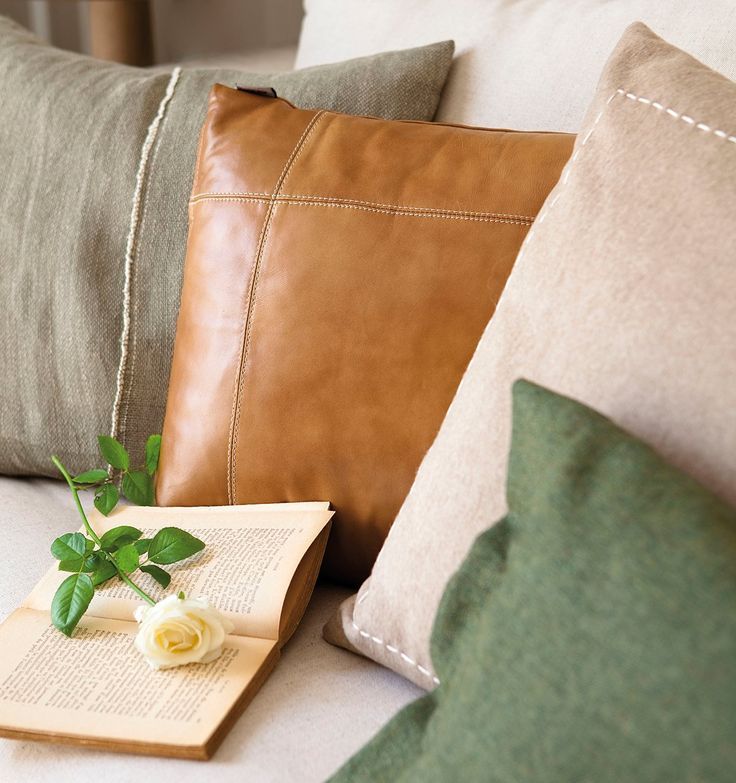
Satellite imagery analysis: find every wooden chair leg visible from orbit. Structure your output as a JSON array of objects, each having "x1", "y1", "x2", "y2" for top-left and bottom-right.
[{"x1": 88, "y1": 0, "x2": 153, "y2": 66}]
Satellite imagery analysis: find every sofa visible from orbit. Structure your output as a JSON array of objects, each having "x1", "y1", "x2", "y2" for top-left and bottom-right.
[{"x1": 2, "y1": 2, "x2": 735, "y2": 780}]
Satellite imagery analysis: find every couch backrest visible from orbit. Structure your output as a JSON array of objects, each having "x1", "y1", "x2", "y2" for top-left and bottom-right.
[{"x1": 296, "y1": 0, "x2": 736, "y2": 132}]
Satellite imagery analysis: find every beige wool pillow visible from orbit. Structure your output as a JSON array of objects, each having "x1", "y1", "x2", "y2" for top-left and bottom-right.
[{"x1": 324, "y1": 22, "x2": 736, "y2": 688}]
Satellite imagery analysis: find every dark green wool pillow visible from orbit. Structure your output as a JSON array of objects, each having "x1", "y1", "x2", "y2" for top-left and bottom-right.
[
  {"x1": 331, "y1": 380, "x2": 736, "y2": 782},
  {"x1": 0, "y1": 15, "x2": 453, "y2": 476}
]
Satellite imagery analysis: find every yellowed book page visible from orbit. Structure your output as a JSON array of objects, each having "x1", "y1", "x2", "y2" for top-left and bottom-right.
[
  {"x1": 0, "y1": 608, "x2": 276, "y2": 750},
  {"x1": 24, "y1": 503, "x2": 334, "y2": 641}
]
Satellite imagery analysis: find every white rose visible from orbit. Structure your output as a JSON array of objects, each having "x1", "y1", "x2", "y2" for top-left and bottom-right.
[{"x1": 134, "y1": 594, "x2": 234, "y2": 670}]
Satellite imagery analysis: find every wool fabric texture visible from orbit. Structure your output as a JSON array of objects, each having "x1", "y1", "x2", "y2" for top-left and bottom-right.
[{"x1": 330, "y1": 380, "x2": 736, "y2": 782}]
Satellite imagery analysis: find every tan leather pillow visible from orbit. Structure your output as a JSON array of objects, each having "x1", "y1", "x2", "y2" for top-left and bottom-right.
[{"x1": 157, "y1": 85, "x2": 573, "y2": 584}]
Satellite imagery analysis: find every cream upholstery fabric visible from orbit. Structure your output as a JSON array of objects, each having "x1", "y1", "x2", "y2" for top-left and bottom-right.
[
  {"x1": 0, "y1": 476, "x2": 421, "y2": 780},
  {"x1": 178, "y1": 45, "x2": 297, "y2": 73},
  {"x1": 297, "y1": 0, "x2": 736, "y2": 132},
  {"x1": 324, "y1": 23, "x2": 736, "y2": 688}
]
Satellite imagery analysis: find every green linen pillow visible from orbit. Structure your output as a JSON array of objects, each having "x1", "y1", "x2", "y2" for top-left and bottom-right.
[
  {"x1": 331, "y1": 379, "x2": 736, "y2": 782},
  {"x1": 0, "y1": 16, "x2": 453, "y2": 475}
]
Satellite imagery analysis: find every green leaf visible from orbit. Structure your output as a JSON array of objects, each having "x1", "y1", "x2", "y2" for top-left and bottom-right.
[
  {"x1": 58, "y1": 549, "x2": 101, "y2": 573},
  {"x1": 84, "y1": 537, "x2": 96, "y2": 553},
  {"x1": 99, "y1": 525, "x2": 142, "y2": 551},
  {"x1": 134, "y1": 538, "x2": 151, "y2": 555},
  {"x1": 58, "y1": 558, "x2": 84, "y2": 573},
  {"x1": 115, "y1": 543, "x2": 140, "y2": 574},
  {"x1": 94, "y1": 483, "x2": 119, "y2": 516},
  {"x1": 97, "y1": 435, "x2": 129, "y2": 471},
  {"x1": 122, "y1": 470, "x2": 154, "y2": 506},
  {"x1": 73, "y1": 469, "x2": 109, "y2": 485},
  {"x1": 91, "y1": 559, "x2": 118, "y2": 586},
  {"x1": 51, "y1": 573, "x2": 94, "y2": 637},
  {"x1": 148, "y1": 527, "x2": 205, "y2": 565},
  {"x1": 145, "y1": 434, "x2": 162, "y2": 476},
  {"x1": 140, "y1": 564, "x2": 171, "y2": 588},
  {"x1": 85, "y1": 551, "x2": 103, "y2": 568},
  {"x1": 51, "y1": 532, "x2": 86, "y2": 561}
]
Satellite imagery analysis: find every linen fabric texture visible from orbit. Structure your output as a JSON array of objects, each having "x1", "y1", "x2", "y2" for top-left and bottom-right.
[
  {"x1": 325, "y1": 24, "x2": 736, "y2": 686},
  {"x1": 155, "y1": 86, "x2": 573, "y2": 585},
  {"x1": 297, "y1": 0, "x2": 736, "y2": 132},
  {"x1": 0, "y1": 15, "x2": 453, "y2": 476},
  {"x1": 330, "y1": 381, "x2": 736, "y2": 783}
]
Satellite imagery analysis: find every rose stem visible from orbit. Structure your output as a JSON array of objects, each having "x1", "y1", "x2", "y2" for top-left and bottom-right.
[{"x1": 51, "y1": 455, "x2": 156, "y2": 606}]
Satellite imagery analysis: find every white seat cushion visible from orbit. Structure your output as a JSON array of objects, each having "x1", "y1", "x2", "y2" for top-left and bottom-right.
[
  {"x1": 0, "y1": 476, "x2": 421, "y2": 780},
  {"x1": 296, "y1": 0, "x2": 736, "y2": 132}
]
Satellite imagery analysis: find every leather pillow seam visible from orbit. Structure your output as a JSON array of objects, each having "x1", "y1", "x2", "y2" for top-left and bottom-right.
[
  {"x1": 227, "y1": 110, "x2": 327, "y2": 503},
  {"x1": 190, "y1": 192, "x2": 535, "y2": 224}
]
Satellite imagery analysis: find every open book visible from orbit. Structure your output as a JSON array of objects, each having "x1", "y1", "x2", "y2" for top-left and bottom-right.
[{"x1": 0, "y1": 502, "x2": 333, "y2": 759}]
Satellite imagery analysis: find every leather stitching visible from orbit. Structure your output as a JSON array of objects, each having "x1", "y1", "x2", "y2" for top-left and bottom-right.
[
  {"x1": 227, "y1": 110, "x2": 326, "y2": 503},
  {"x1": 190, "y1": 192, "x2": 534, "y2": 224},
  {"x1": 191, "y1": 190, "x2": 271, "y2": 200},
  {"x1": 191, "y1": 195, "x2": 533, "y2": 225}
]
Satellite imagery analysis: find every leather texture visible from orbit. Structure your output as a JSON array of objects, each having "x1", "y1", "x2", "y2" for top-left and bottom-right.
[{"x1": 157, "y1": 85, "x2": 573, "y2": 585}]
